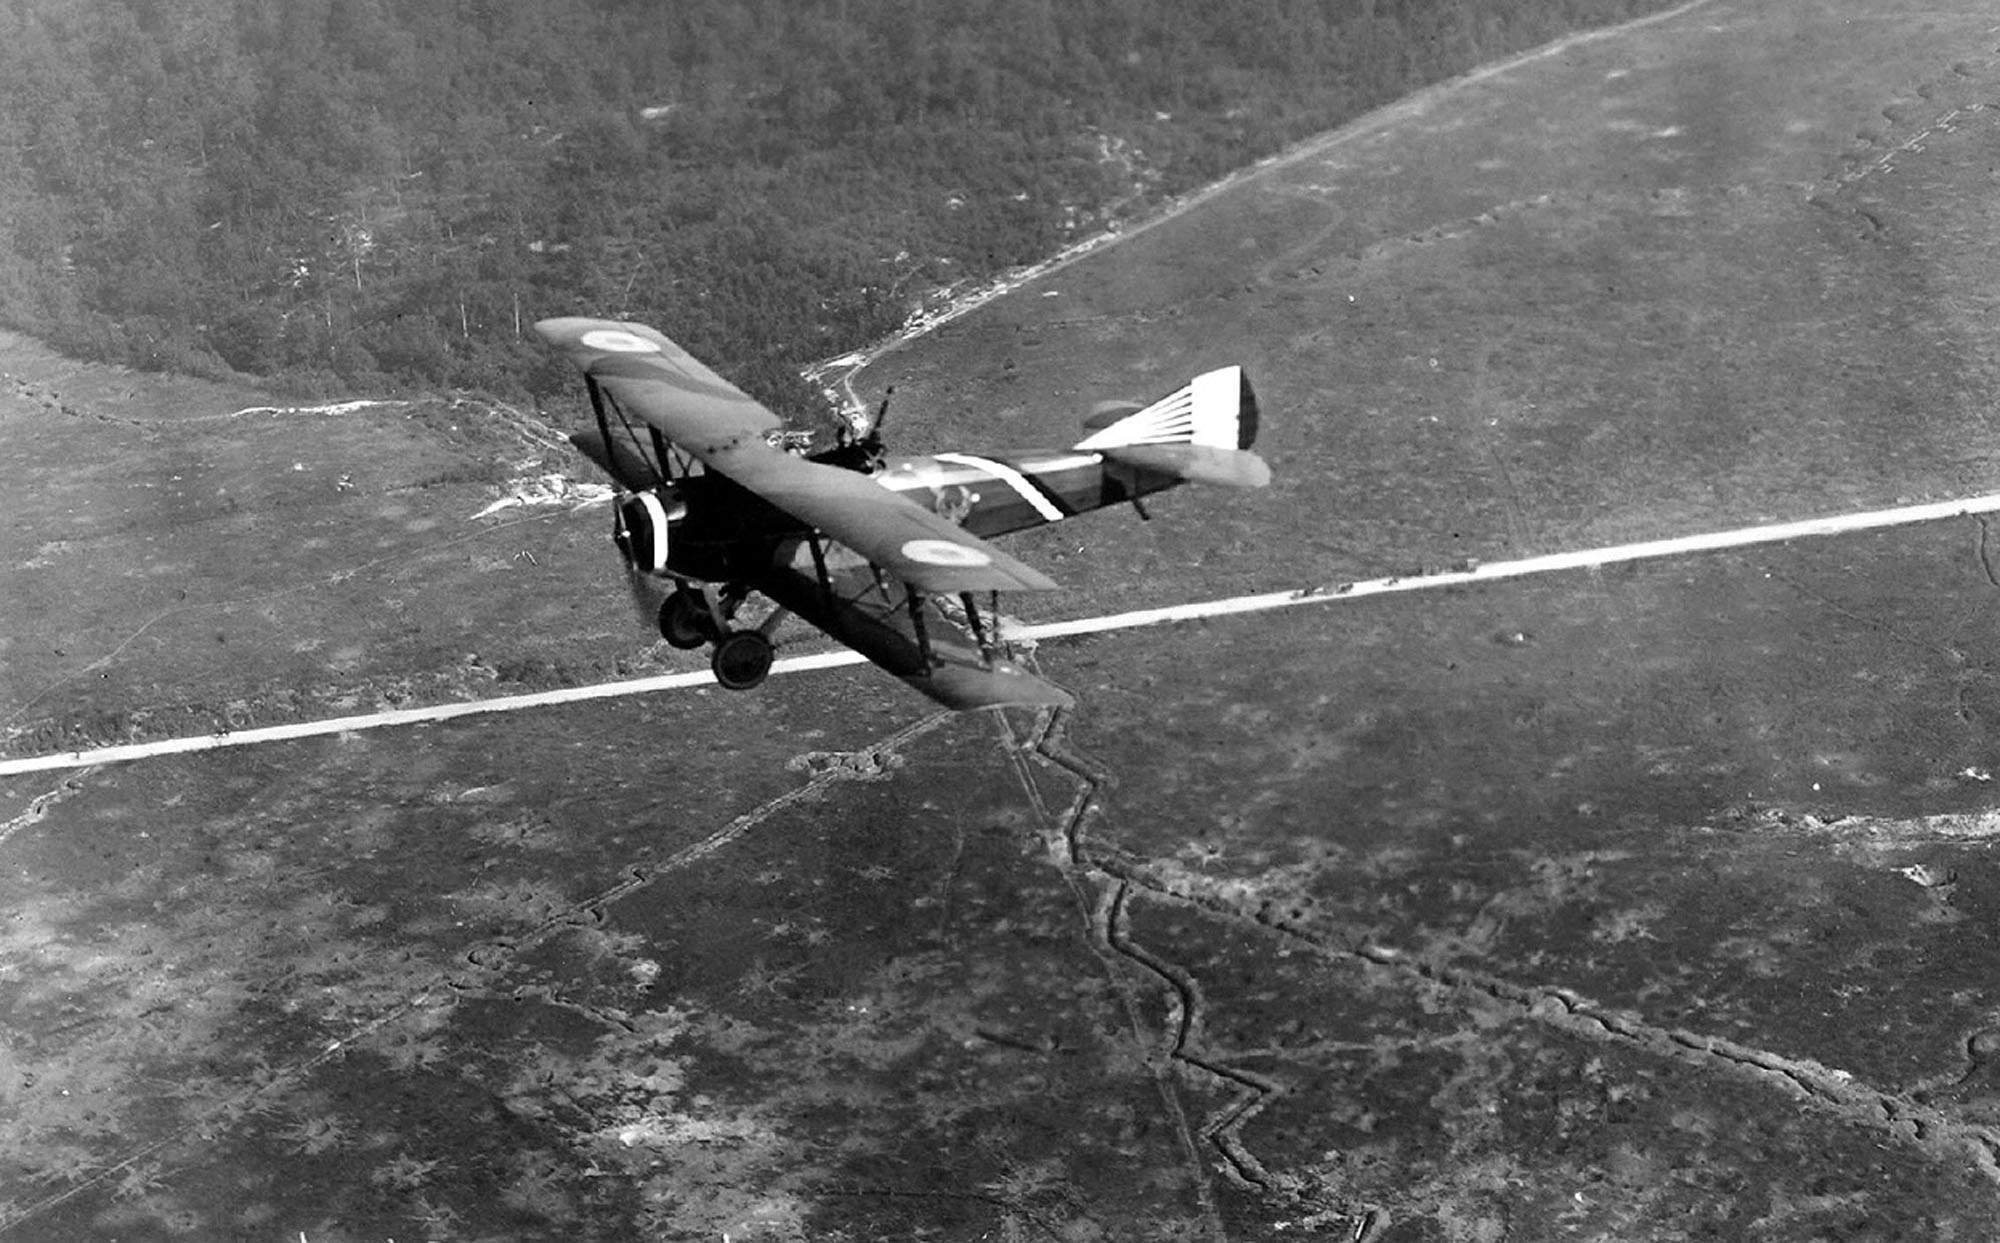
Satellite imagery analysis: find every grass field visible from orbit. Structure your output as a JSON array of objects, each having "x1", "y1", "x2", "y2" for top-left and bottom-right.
[{"x1": 6, "y1": 0, "x2": 2000, "y2": 1238}]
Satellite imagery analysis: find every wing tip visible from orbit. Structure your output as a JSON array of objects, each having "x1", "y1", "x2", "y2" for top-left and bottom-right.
[
  {"x1": 534, "y1": 316, "x2": 673, "y2": 358},
  {"x1": 533, "y1": 314, "x2": 615, "y2": 344}
]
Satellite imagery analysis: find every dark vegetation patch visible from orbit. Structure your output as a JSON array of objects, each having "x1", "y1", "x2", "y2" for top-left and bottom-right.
[{"x1": 0, "y1": 0, "x2": 1677, "y2": 422}]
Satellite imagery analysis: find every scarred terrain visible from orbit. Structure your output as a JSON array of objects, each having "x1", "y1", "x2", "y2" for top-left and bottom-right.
[{"x1": 6, "y1": 0, "x2": 2000, "y2": 1238}]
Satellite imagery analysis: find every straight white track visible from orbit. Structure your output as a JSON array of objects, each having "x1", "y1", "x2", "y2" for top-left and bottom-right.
[{"x1": 6, "y1": 491, "x2": 1999, "y2": 778}]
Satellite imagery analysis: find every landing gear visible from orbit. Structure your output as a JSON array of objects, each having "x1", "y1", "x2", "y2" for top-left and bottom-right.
[
  {"x1": 658, "y1": 589, "x2": 717, "y2": 650},
  {"x1": 662, "y1": 582, "x2": 782, "y2": 690},
  {"x1": 711, "y1": 630, "x2": 775, "y2": 691}
]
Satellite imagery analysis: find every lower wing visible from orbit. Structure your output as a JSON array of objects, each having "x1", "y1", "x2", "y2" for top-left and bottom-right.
[{"x1": 753, "y1": 547, "x2": 1072, "y2": 711}]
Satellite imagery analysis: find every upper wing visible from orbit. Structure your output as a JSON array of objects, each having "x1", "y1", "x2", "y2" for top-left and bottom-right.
[
  {"x1": 538, "y1": 316, "x2": 1057, "y2": 594},
  {"x1": 536, "y1": 316, "x2": 782, "y2": 451},
  {"x1": 722, "y1": 453, "x2": 1057, "y2": 592}
]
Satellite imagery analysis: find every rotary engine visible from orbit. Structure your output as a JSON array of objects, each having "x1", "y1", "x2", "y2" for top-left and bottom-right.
[{"x1": 612, "y1": 489, "x2": 685, "y2": 575}]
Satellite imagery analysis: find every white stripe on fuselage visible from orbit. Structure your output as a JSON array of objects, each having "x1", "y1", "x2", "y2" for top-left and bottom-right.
[
  {"x1": 880, "y1": 452, "x2": 1101, "y2": 515},
  {"x1": 932, "y1": 453, "x2": 1067, "y2": 521},
  {"x1": 877, "y1": 463, "x2": 998, "y2": 493}
]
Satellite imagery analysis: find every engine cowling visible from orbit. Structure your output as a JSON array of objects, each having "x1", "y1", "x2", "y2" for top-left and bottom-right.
[{"x1": 613, "y1": 491, "x2": 681, "y2": 575}]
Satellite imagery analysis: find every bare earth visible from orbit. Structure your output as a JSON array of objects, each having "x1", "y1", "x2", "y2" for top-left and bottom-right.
[{"x1": 6, "y1": 0, "x2": 2000, "y2": 1238}]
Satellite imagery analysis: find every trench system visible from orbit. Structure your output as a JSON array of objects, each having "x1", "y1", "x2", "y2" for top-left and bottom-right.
[
  {"x1": 15, "y1": 415, "x2": 2000, "y2": 1231},
  {"x1": 10, "y1": 529, "x2": 2000, "y2": 1238},
  {"x1": 948, "y1": 59, "x2": 2000, "y2": 1241},
  {"x1": 1003, "y1": 694, "x2": 2000, "y2": 1242},
  {"x1": 11, "y1": 556, "x2": 1997, "y2": 1212},
  {"x1": 10, "y1": 302, "x2": 1997, "y2": 1230}
]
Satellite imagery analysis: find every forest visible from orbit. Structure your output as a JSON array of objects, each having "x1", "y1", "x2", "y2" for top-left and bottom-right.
[{"x1": 0, "y1": 0, "x2": 1676, "y2": 423}]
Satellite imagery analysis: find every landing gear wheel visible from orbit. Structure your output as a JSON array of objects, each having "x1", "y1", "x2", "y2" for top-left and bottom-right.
[
  {"x1": 659, "y1": 590, "x2": 716, "y2": 650},
  {"x1": 711, "y1": 630, "x2": 775, "y2": 691}
]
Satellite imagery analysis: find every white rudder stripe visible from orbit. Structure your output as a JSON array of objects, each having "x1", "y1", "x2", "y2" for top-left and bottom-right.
[{"x1": 1074, "y1": 366, "x2": 1245, "y2": 451}]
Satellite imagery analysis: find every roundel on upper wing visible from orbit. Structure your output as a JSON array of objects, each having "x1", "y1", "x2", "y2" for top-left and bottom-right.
[
  {"x1": 900, "y1": 538, "x2": 992, "y2": 567},
  {"x1": 580, "y1": 328, "x2": 659, "y2": 354}
]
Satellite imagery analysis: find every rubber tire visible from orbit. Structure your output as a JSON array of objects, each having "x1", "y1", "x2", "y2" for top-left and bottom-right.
[
  {"x1": 711, "y1": 630, "x2": 776, "y2": 691},
  {"x1": 659, "y1": 590, "x2": 715, "y2": 650}
]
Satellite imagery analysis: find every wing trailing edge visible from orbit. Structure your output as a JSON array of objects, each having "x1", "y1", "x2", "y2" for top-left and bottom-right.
[{"x1": 1098, "y1": 442, "x2": 1271, "y2": 488}]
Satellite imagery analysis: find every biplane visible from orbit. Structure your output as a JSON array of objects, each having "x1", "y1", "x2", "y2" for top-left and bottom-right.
[{"x1": 537, "y1": 317, "x2": 1270, "y2": 710}]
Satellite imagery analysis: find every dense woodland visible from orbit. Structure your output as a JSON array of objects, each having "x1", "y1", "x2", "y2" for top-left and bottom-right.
[{"x1": 0, "y1": 0, "x2": 1673, "y2": 421}]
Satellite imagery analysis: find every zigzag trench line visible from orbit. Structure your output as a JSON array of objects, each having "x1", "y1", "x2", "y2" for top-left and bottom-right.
[
  {"x1": 1011, "y1": 702, "x2": 2000, "y2": 1238},
  {"x1": 1008, "y1": 704, "x2": 1379, "y2": 1240}
]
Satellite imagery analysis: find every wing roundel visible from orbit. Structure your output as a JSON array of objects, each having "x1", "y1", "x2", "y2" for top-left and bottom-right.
[
  {"x1": 535, "y1": 316, "x2": 782, "y2": 455},
  {"x1": 728, "y1": 455, "x2": 1059, "y2": 593}
]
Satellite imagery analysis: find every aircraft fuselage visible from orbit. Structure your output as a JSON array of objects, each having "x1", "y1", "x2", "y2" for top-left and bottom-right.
[
  {"x1": 875, "y1": 450, "x2": 1179, "y2": 541},
  {"x1": 588, "y1": 434, "x2": 1184, "y2": 589}
]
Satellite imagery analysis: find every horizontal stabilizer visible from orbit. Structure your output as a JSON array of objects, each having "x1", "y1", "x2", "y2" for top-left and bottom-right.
[{"x1": 1100, "y1": 443, "x2": 1271, "y2": 489}]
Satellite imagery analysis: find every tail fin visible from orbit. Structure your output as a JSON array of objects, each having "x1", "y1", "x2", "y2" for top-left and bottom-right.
[{"x1": 1075, "y1": 366, "x2": 1269, "y2": 488}]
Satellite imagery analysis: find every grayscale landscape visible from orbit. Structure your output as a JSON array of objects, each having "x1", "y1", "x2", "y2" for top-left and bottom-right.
[{"x1": 6, "y1": 0, "x2": 2000, "y2": 1237}]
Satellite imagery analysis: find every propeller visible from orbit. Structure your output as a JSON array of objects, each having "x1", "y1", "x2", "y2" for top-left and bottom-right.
[
  {"x1": 612, "y1": 495, "x2": 671, "y2": 626},
  {"x1": 623, "y1": 560, "x2": 664, "y2": 628}
]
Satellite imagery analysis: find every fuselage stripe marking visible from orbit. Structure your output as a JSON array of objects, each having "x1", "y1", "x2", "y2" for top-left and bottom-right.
[
  {"x1": 985, "y1": 451, "x2": 1082, "y2": 518},
  {"x1": 933, "y1": 453, "x2": 1066, "y2": 522}
]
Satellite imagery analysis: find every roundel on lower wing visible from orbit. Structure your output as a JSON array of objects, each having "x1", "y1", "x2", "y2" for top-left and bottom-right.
[
  {"x1": 579, "y1": 328, "x2": 659, "y2": 353},
  {"x1": 900, "y1": 538, "x2": 993, "y2": 567}
]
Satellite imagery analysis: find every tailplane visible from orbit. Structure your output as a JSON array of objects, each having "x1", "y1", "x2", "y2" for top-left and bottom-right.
[{"x1": 1075, "y1": 366, "x2": 1268, "y2": 488}]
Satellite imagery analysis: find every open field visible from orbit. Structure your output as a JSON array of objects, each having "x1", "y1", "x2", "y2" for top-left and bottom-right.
[{"x1": 7, "y1": 0, "x2": 2000, "y2": 1238}]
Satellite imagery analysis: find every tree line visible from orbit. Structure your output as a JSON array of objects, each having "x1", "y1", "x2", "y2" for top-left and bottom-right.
[{"x1": 0, "y1": 0, "x2": 1675, "y2": 423}]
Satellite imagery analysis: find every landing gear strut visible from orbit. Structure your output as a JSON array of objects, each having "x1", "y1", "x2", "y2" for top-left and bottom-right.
[{"x1": 662, "y1": 582, "x2": 781, "y2": 691}]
